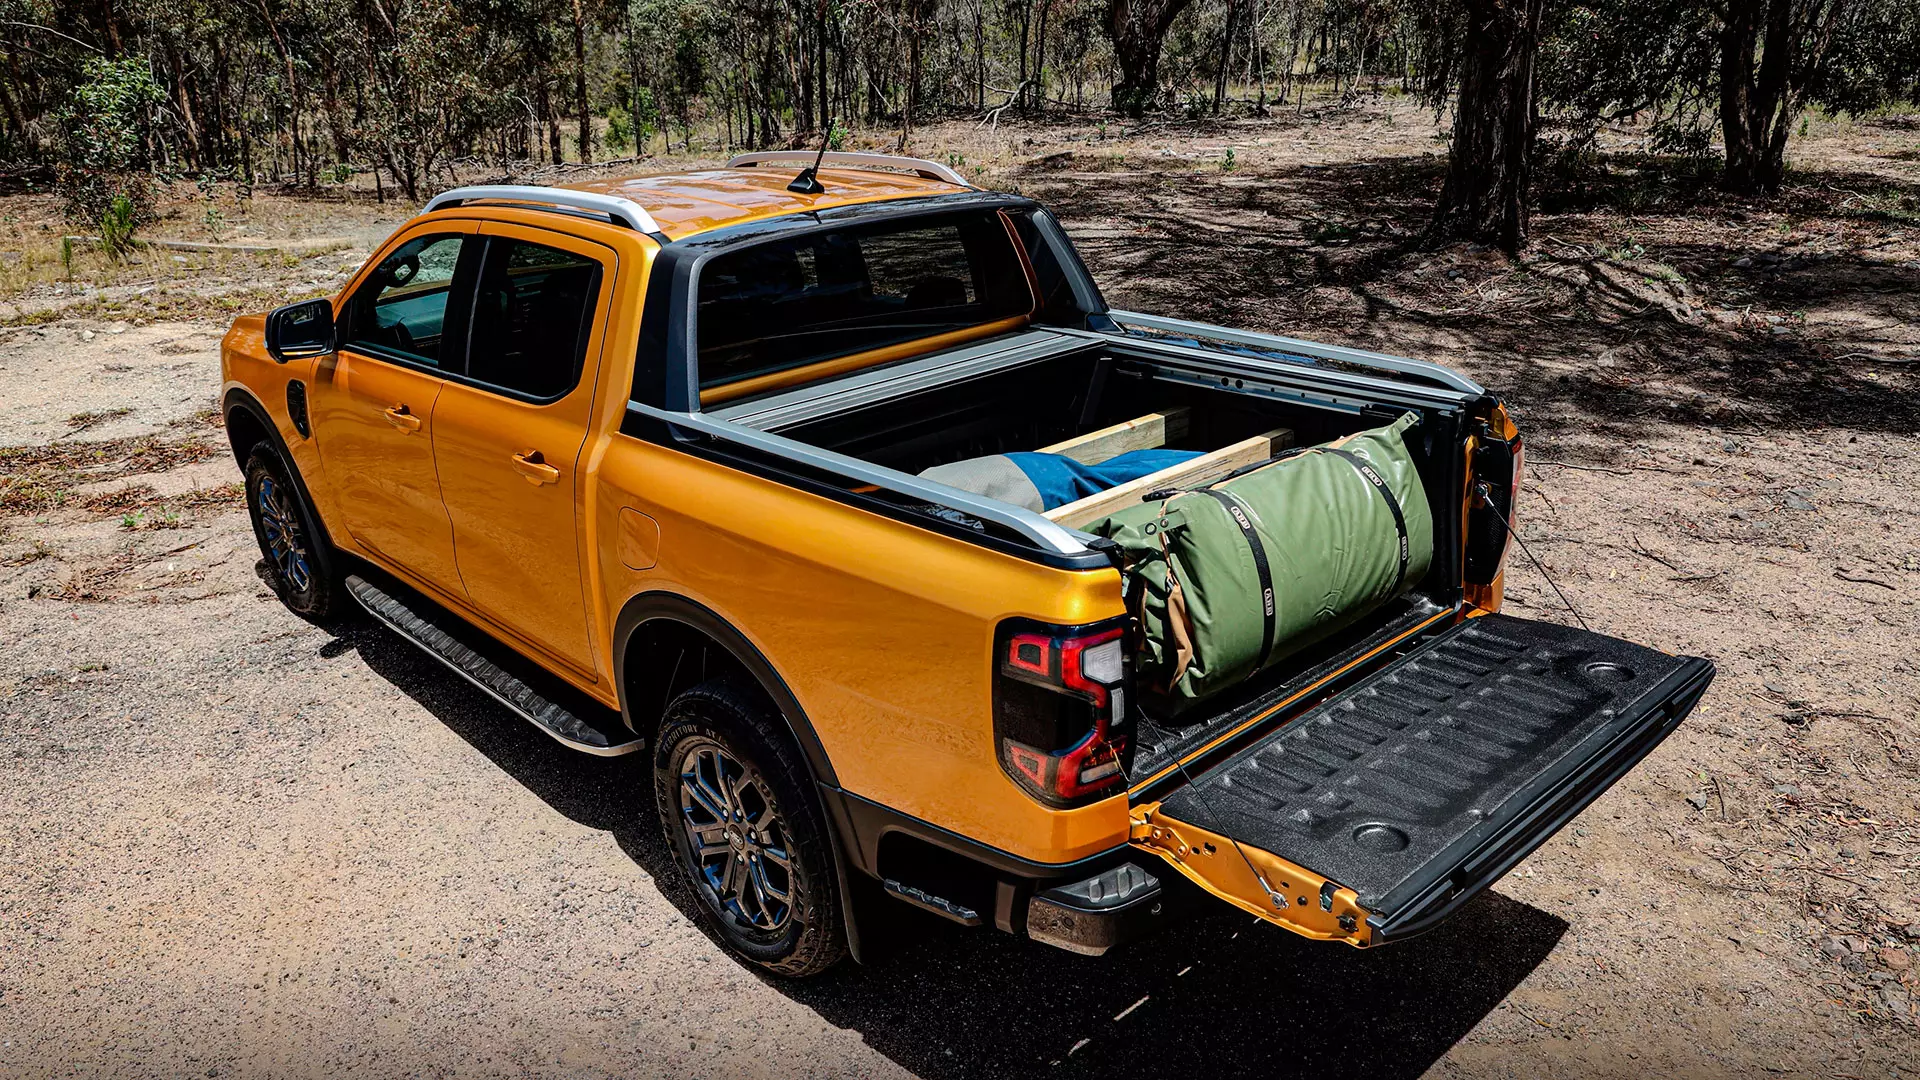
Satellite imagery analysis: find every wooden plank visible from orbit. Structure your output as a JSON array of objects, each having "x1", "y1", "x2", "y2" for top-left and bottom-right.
[
  {"x1": 1037, "y1": 408, "x2": 1191, "y2": 465},
  {"x1": 1045, "y1": 427, "x2": 1295, "y2": 530}
]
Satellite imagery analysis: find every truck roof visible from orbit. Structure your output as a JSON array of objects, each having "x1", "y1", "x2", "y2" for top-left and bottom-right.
[{"x1": 559, "y1": 167, "x2": 967, "y2": 242}]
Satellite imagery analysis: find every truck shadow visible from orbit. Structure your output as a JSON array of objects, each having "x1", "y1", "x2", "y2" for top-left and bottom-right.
[{"x1": 346, "y1": 623, "x2": 1567, "y2": 1080}]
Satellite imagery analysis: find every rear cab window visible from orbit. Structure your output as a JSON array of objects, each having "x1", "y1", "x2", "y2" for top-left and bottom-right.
[{"x1": 695, "y1": 210, "x2": 1035, "y2": 398}]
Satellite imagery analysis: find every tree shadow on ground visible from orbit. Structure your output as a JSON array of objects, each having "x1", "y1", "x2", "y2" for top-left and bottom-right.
[
  {"x1": 341, "y1": 622, "x2": 1569, "y2": 1080},
  {"x1": 1018, "y1": 153, "x2": 1920, "y2": 442}
]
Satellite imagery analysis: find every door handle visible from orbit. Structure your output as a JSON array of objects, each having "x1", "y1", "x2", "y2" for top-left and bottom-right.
[
  {"x1": 512, "y1": 450, "x2": 561, "y2": 486},
  {"x1": 383, "y1": 404, "x2": 422, "y2": 433}
]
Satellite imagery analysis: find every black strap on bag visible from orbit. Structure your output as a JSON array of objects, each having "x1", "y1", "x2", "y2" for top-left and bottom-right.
[
  {"x1": 1323, "y1": 448, "x2": 1412, "y2": 595},
  {"x1": 1195, "y1": 490, "x2": 1278, "y2": 670}
]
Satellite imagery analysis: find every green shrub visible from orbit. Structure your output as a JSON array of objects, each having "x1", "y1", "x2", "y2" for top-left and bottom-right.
[
  {"x1": 56, "y1": 58, "x2": 164, "y2": 229},
  {"x1": 100, "y1": 195, "x2": 141, "y2": 261}
]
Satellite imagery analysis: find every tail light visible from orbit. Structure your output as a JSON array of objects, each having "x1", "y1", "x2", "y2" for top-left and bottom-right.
[
  {"x1": 1464, "y1": 401, "x2": 1524, "y2": 604},
  {"x1": 993, "y1": 618, "x2": 1130, "y2": 808}
]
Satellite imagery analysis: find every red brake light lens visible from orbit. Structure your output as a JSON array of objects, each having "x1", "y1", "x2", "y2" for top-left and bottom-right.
[{"x1": 993, "y1": 619, "x2": 1129, "y2": 808}]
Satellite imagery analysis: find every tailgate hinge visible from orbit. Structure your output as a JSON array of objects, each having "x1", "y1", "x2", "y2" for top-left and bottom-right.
[{"x1": 1130, "y1": 805, "x2": 1373, "y2": 945}]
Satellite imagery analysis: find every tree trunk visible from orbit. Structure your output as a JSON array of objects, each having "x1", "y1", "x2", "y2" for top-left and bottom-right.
[
  {"x1": 1426, "y1": 0, "x2": 1543, "y2": 254},
  {"x1": 817, "y1": 0, "x2": 830, "y2": 137},
  {"x1": 1106, "y1": 0, "x2": 1195, "y2": 117},
  {"x1": 162, "y1": 38, "x2": 202, "y2": 170},
  {"x1": 1032, "y1": 0, "x2": 1053, "y2": 112},
  {"x1": 1213, "y1": 0, "x2": 1241, "y2": 114},
  {"x1": 539, "y1": 78, "x2": 562, "y2": 163},
  {"x1": 1016, "y1": 0, "x2": 1033, "y2": 110},
  {"x1": 974, "y1": 0, "x2": 985, "y2": 110},
  {"x1": 1718, "y1": 0, "x2": 1842, "y2": 195},
  {"x1": 906, "y1": 0, "x2": 926, "y2": 128},
  {"x1": 570, "y1": 0, "x2": 592, "y2": 164}
]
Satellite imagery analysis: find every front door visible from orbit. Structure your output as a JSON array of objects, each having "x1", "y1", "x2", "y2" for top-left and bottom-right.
[
  {"x1": 430, "y1": 223, "x2": 612, "y2": 673},
  {"x1": 311, "y1": 225, "x2": 480, "y2": 593}
]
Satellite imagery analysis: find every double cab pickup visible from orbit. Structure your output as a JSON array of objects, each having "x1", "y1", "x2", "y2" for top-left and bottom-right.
[{"x1": 222, "y1": 151, "x2": 1714, "y2": 976}]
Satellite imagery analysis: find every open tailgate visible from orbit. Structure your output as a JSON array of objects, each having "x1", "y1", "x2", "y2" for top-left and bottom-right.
[{"x1": 1129, "y1": 613, "x2": 1715, "y2": 946}]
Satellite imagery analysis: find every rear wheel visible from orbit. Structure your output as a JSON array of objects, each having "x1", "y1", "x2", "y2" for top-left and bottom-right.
[
  {"x1": 244, "y1": 444, "x2": 343, "y2": 622},
  {"x1": 654, "y1": 680, "x2": 845, "y2": 977}
]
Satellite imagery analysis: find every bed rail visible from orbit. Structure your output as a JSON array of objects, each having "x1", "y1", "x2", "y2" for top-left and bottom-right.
[{"x1": 1106, "y1": 310, "x2": 1485, "y2": 396}]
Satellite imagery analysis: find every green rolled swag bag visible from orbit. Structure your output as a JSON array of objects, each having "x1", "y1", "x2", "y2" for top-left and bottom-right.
[{"x1": 1090, "y1": 412, "x2": 1434, "y2": 705}]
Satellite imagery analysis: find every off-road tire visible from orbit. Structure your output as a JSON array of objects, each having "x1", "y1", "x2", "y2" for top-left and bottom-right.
[
  {"x1": 244, "y1": 443, "x2": 344, "y2": 622},
  {"x1": 654, "y1": 679, "x2": 846, "y2": 977}
]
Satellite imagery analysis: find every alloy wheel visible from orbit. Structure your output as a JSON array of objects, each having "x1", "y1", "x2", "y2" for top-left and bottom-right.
[
  {"x1": 676, "y1": 741, "x2": 796, "y2": 933},
  {"x1": 256, "y1": 475, "x2": 313, "y2": 594}
]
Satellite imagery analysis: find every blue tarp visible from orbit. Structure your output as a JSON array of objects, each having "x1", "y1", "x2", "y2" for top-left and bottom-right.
[{"x1": 1006, "y1": 449, "x2": 1204, "y2": 510}]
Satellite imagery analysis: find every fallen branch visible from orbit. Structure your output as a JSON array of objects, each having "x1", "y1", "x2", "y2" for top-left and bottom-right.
[
  {"x1": 1834, "y1": 570, "x2": 1896, "y2": 590},
  {"x1": 1630, "y1": 534, "x2": 1682, "y2": 572},
  {"x1": 1530, "y1": 458, "x2": 1631, "y2": 476}
]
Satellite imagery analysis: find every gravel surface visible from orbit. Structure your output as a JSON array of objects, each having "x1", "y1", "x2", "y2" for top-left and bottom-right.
[{"x1": 5, "y1": 107, "x2": 1920, "y2": 1078}]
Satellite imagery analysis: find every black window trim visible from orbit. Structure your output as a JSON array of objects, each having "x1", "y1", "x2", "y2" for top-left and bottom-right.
[{"x1": 339, "y1": 228, "x2": 616, "y2": 407}]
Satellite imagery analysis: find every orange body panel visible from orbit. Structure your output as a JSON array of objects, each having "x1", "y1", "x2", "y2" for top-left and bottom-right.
[
  {"x1": 221, "y1": 314, "x2": 331, "y2": 523},
  {"x1": 427, "y1": 222, "x2": 621, "y2": 678},
  {"x1": 589, "y1": 438, "x2": 1133, "y2": 862},
  {"x1": 564, "y1": 167, "x2": 965, "y2": 240},
  {"x1": 310, "y1": 352, "x2": 459, "y2": 588}
]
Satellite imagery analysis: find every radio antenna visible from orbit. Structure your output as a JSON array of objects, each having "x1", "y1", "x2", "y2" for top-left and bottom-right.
[{"x1": 787, "y1": 118, "x2": 833, "y2": 195}]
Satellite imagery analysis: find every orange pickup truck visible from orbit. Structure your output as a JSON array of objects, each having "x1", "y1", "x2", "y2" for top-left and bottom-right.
[{"x1": 222, "y1": 152, "x2": 1713, "y2": 977}]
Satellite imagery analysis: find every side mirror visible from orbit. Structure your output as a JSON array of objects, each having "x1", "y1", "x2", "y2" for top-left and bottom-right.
[{"x1": 265, "y1": 297, "x2": 335, "y2": 364}]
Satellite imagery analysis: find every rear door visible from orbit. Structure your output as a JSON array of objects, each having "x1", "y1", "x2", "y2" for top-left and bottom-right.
[
  {"x1": 429, "y1": 223, "x2": 612, "y2": 675},
  {"x1": 1128, "y1": 613, "x2": 1714, "y2": 945}
]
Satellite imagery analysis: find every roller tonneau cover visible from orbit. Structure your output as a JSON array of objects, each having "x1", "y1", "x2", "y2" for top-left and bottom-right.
[{"x1": 1141, "y1": 613, "x2": 1715, "y2": 944}]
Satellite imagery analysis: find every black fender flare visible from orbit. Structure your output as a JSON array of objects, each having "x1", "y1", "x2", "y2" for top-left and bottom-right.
[
  {"x1": 611, "y1": 590, "x2": 838, "y2": 788},
  {"x1": 223, "y1": 385, "x2": 336, "y2": 551},
  {"x1": 613, "y1": 590, "x2": 876, "y2": 960}
]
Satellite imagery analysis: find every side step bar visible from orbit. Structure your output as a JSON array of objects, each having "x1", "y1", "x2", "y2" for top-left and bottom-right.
[{"x1": 345, "y1": 574, "x2": 642, "y2": 757}]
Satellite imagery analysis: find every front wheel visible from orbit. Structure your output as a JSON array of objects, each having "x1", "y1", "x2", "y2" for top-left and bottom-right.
[
  {"x1": 654, "y1": 680, "x2": 845, "y2": 977},
  {"x1": 244, "y1": 443, "x2": 343, "y2": 622}
]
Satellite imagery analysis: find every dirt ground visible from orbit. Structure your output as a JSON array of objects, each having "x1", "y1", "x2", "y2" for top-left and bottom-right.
[{"x1": 3, "y1": 99, "x2": 1919, "y2": 1078}]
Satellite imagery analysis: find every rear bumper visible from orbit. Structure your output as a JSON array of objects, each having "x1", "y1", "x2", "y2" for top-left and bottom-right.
[{"x1": 1025, "y1": 862, "x2": 1169, "y2": 956}]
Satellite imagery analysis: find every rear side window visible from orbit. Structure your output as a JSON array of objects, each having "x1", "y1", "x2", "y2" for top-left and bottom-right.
[
  {"x1": 695, "y1": 211, "x2": 1033, "y2": 392},
  {"x1": 465, "y1": 237, "x2": 603, "y2": 400},
  {"x1": 342, "y1": 233, "x2": 468, "y2": 367}
]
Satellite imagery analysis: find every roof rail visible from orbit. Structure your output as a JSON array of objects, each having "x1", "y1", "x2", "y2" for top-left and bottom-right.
[
  {"x1": 725, "y1": 151, "x2": 970, "y2": 188},
  {"x1": 423, "y1": 185, "x2": 665, "y2": 238}
]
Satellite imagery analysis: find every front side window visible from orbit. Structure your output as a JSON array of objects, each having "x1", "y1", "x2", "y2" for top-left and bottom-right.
[
  {"x1": 695, "y1": 211, "x2": 1033, "y2": 392},
  {"x1": 341, "y1": 233, "x2": 468, "y2": 366},
  {"x1": 464, "y1": 238, "x2": 603, "y2": 400}
]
